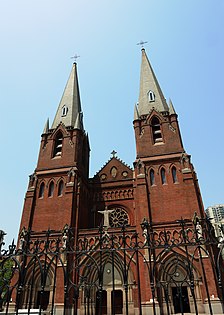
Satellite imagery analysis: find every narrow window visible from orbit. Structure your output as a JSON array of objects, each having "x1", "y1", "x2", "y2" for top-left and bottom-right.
[
  {"x1": 48, "y1": 181, "x2": 54, "y2": 197},
  {"x1": 151, "y1": 117, "x2": 163, "y2": 143},
  {"x1": 61, "y1": 105, "x2": 68, "y2": 117},
  {"x1": 172, "y1": 166, "x2": 178, "y2": 183},
  {"x1": 39, "y1": 182, "x2": 45, "y2": 198},
  {"x1": 161, "y1": 168, "x2": 166, "y2": 185},
  {"x1": 53, "y1": 132, "x2": 63, "y2": 157},
  {"x1": 150, "y1": 169, "x2": 155, "y2": 186},
  {"x1": 148, "y1": 90, "x2": 155, "y2": 102},
  {"x1": 58, "y1": 180, "x2": 64, "y2": 196}
]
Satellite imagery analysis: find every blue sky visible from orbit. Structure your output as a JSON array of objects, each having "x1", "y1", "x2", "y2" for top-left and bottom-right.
[{"x1": 0, "y1": 0, "x2": 223, "y2": 244}]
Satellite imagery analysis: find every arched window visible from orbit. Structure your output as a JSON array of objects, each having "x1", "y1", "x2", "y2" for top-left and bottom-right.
[
  {"x1": 148, "y1": 90, "x2": 155, "y2": 102},
  {"x1": 61, "y1": 105, "x2": 68, "y2": 117},
  {"x1": 39, "y1": 182, "x2": 45, "y2": 198},
  {"x1": 149, "y1": 169, "x2": 155, "y2": 186},
  {"x1": 48, "y1": 181, "x2": 54, "y2": 197},
  {"x1": 151, "y1": 117, "x2": 163, "y2": 143},
  {"x1": 53, "y1": 132, "x2": 63, "y2": 157},
  {"x1": 172, "y1": 166, "x2": 178, "y2": 183},
  {"x1": 58, "y1": 180, "x2": 64, "y2": 196},
  {"x1": 161, "y1": 168, "x2": 166, "y2": 185}
]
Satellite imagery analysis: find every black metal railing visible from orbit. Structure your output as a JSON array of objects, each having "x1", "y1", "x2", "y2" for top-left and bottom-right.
[{"x1": 0, "y1": 217, "x2": 224, "y2": 315}]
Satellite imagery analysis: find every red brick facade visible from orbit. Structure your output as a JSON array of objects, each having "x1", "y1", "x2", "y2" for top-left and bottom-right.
[{"x1": 17, "y1": 51, "x2": 222, "y2": 314}]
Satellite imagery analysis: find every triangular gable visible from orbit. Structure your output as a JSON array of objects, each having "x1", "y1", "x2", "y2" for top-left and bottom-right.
[
  {"x1": 146, "y1": 108, "x2": 166, "y2": 123},
  {"x1": 49, "y1": 122, "x2": 69, "y2": 139},
  {"x1": 93, "y1": 157, "x2": 133, "y2": 182}
]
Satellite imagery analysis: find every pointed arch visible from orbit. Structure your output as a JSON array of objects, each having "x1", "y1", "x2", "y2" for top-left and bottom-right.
[
  {"x1": 151, "y1": 116, "x2": 163, "y2": 143},
  {"x1": 161, "y1": 167, "x2": 166, "y2": 185},
  {"x1": 76, "y1": 249, "x2": 135, "y2": 308},
  {"x1": 23, "y1": 258, "x2": 56, "y2": 312},
  {"x1": 58, "y1": 180, "x2": 64, "y2": 196},
  {"x1": 38, "y1": 182, "x2": 45, "y2": 198},
  {"x1": 157, "y1": 252, "x2": 202, "y2": 315},
  {"x1": 48, "y1": 181, "x2": 54, "y2": 197},
  {"x1": 171, "y1": 166, "x2": 178, "y2": 183},
  {"x1": 53, "y1": 131, "x2": 63, "y2": 157},
  {"x1": 149, "y1": 168, "x2": 155, "y2": 186}
]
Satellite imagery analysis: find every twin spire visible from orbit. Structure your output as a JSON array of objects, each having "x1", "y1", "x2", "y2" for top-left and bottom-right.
[
  {"x1": 45, "y1": 49, "x2": 175, "y2": 134},
  {"x1": 49, "y1": 62, "x2": 83, "y2": 131},
  {"x1": 136, "y1": 48, "x2": 174, "y2": 118}
]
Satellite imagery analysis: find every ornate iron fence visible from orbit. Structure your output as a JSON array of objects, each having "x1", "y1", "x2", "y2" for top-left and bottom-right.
[{"x1": 0, "y1": 217, "x2": 224, "y2": 315}]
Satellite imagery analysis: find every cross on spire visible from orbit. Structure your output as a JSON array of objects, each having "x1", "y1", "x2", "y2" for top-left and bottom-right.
[
  {"x1": 137, "y1": 40, "x2": 148, "y2": 49},
  {"x1": 71, "y1": 54, "x2": 80, "y2": 63},
  {"x1": 111, "y1": 150, "x2": 117, "y2": 158}
]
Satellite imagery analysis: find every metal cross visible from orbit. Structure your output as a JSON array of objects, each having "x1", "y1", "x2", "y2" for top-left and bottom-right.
[
  {"x1": 137, "y1": 41, "x2": 148, "y2": 48},
  {"x1": 111, "y1": 150, "x2": 117, "y2": 158},
  {"x1": 98, "y1": 206, "x2": 114, "y2": 227},
  {"x1": 71, "y1": 54, "x2": 80, "y2": 63}
]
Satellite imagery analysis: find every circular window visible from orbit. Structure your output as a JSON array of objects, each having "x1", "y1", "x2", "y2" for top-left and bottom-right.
[
  {"x1": 100, "y1": 173, "x2": 107, "y2": 181},
  {"x1": 109, "y1": 208, "x2": 129, "y2": 227}
]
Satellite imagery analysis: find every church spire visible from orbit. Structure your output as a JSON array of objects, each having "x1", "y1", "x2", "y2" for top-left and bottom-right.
[
  {"x1": 51, "y1": 62, "x2": 83, "y2": 130},
  {"x1": 137, "y1": 49, "x2": 169, "y2": 116}
]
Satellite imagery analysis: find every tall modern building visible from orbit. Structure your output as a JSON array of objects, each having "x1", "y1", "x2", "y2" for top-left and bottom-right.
[
  {"x1": 206, "y1": 205, "x2": 224, "y2": 223},
  {"x1": 206, "y1": 204, "x2": 224, "y2": 242},
  {"x1": 13, "y1": 49, "x2": 223, "y2": 314}
]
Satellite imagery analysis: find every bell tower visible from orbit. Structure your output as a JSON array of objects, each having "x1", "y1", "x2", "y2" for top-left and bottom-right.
[
  {"x1": 133, "y1": 49, "x2": 204, "y2": 223},
  {"x1": 19, "y1": 62, "x2": 90, "y2": 233}
]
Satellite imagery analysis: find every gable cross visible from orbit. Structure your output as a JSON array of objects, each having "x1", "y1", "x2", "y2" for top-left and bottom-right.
[{"x1": 111, "y1": 150, "x2": 117, "y2": 158}]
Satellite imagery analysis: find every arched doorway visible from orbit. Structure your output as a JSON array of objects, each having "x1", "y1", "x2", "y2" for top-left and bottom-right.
[
  {"x1": 34, "y1": 274, "x2": 52, "y2": 311},
  {"x1": 95, "y1": 262, "x2": 124, "y2": 315},
  {"x1": 79, "y1": 252, "x2": 135, "y2": 315},
  {"x1": 157, "y1": 253, "x2": 202, "y2": 314},
  {"x1": 19, "y1": 261, "x2": 54, "y2": 311}
]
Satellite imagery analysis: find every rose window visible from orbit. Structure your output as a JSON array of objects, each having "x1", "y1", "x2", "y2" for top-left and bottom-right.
[{"x1": 109, "y1": 208, "x2": 129, "y2": 227}]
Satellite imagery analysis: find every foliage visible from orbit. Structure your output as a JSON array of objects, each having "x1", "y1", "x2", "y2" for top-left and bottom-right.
[{"x1": 0, "y1": 258, "x2": 14, "y2": 310}]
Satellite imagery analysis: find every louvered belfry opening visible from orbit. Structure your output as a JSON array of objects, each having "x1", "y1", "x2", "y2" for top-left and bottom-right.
[
  {"x1": 54, "y1": 132, "x2": 63, "y2": 157},
  {"x1": 151, "y1": 116, "x2": 163, "y2": 143}
]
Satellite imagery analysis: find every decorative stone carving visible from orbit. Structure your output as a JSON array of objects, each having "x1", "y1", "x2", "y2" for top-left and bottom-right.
[
  {"x1": 67, "y1": 167, "x2": 77, "y2": 182},
  {"x1": 109, "y1": 208, "x2": 129, "y2": 227},
  {"x1": 100, "y1": 173, "x2": 107, "y2": 181},
  {"x1": 140, "y1": 127, "x2": 144, "y2": 137},
  {"x1": 94, "y1": 189, "x2": 133, "y2": 201},
  {"x1": 29, "y1": 173, "x2": 37, "y2": 188},
  {"x1": 69, "y1": 140, "x2": 74, "y2": 147},
  {"x1": 181, "y1": 153, "x2": 191, "y2": 173},
  {"x1": 136, "y1": 159, "x2": 145, "y2": 177},
  {"x1": 62, "y1": 224, "x2": 69, "y2": 250},
  {"x1": 111, "y1": 167, "x2": 117, "y2": 178},
  {"x1": 19, "y1": 227, "x2": 27, "y2": 250},
  {"x1": 169, "y1": 124, "x2": 176, "y2": 133}
]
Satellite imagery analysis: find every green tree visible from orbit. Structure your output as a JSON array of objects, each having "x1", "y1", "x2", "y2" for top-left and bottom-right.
[{"x1": 0, "y1": 258, "x2": 14, "y2": 311}]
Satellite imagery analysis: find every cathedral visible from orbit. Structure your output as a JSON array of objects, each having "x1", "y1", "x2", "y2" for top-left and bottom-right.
[{"x1": 9, "y1": 49, "x2": 223, "y2": 315}]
